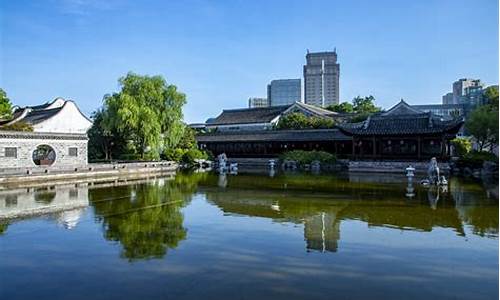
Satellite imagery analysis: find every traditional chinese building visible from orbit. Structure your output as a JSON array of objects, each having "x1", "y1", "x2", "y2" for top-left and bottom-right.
[
  {"x1": 0, "y1": 98, "x2": 92, "y2": 169},
  {"x1": 338, "y1": 100, "x2": 464, "y2": 160},
  {"x1": 196, "y1": 100, "x2": 463, "y2": 160}
]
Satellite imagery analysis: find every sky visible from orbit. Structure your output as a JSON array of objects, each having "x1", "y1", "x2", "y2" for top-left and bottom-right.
[{"x1": 0, "y1": 0, "x2": 498, "y2": 123}]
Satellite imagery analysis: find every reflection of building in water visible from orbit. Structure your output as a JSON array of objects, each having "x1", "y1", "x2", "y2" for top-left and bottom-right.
[
  {"x1": 0, "y1": 184, "x2": 89, "y2": 220},
  {"x1": 304, "y1": 212, "x2": 340, "y2": 252},
  {"x1": 204, "y1": 189, "x2": 342, "y2": 253},
  {"x1": 54, "y1": 208, "x2": 86, "y2": 229}
]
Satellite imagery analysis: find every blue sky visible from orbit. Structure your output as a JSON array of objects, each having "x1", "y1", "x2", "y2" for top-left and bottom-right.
[{"x1": 1, "y1": 0, "x2": 498, "y2": 123}]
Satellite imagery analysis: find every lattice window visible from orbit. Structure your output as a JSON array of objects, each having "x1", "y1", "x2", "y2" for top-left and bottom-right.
[{"x1": 5, "y1": 147, "x2": 17, "y2": 158}]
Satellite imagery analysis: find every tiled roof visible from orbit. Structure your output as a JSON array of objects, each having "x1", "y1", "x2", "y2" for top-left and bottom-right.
[
  {"x1": 209, "y1": 102, "x2": 338, "y2": 126},
  {"x1": 209, "y1": 105, "x2": 290, "y2": 125},
  {"x1": 339, "y1": 113, "x2": 464, "y2": 136},
  {"x1": 292, "y1": 102, "x2": 337, "y2": 117},
  {"x1": 196, "y1": 129, "x2": 351, "y2": 143},
  {"x1": 339, "y1": 100, "x2": 464, "y2": 136},
  {"x1": 21, "y1": 107, "x2": 64, "y2": 124}
]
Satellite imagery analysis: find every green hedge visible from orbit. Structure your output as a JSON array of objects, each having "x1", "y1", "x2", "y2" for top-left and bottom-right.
[
  {"x1": 280, "y1": 150, "x2": 336, "y2": 165},
  {"x1": 456, "y1": 151, "x2": 498, "y2": 169},
  {"x1": 163, "y1": 148, "x2": 208, "y2": 165}
]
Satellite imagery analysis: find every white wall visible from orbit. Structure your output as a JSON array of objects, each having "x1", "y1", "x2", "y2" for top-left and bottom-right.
[{"x1": 34, "y1": 101, "x2": 92, "y2": 134}]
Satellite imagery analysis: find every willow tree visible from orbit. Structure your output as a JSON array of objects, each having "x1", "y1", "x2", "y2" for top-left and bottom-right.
[{"x1": 104, "y1": 72, "x2": 186, "y2": 159}]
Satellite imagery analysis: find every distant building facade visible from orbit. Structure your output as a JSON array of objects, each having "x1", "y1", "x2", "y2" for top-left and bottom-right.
[
  {"x1": 443, "y1": 78, "x2": 484, "y2": 105},
  {"x1": 442, "y1": 92, "x2": 454, "y2": 105},
  {"x1": 248, "y1": 97, "x2": 269, "y2": 108},
  {"x1": 303, "y1": 50, "x2": 340, "y2": 107},
  {"x1": 411, "y1": 104, "x2": 466, "y2": 120},
  {"x1": 267, "y1": 79, "x2": 301, "y2": 106}
]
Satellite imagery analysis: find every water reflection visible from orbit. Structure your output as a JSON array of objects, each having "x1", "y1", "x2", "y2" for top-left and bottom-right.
[
  {"x1": 199, "y1": 173, "x2": 498, "y2": 250},
  {"x1": 90, "y1": 172, "x2": 208, "y2": 261},
  {"x1": 0, "y1": 185, "x2": 89, "y2": 220},
  {"x1": 0, "y1": 171, "x2": 497, "y2": 260}
]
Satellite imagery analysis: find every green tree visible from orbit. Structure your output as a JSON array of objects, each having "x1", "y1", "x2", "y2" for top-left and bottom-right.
[
  {"x1": 276, "y1": 112, "x2": 335, "y2": 130},
  {"x1": 482, "y1": 85, "x2": 499, "y2": 108},
  {"x1": 466, "y1": 105, "x2": 498, "y2": 152},
  {"x1": 451, "y1": 137, "x2": 472, "y2": 157},
  {"x1": 352, "y1": 95, "x2": 381, "y2": 114},
  {"x1": 103, "y1": 72, "x2": 187, "y2": 159},
  {"x1": 87, "y1": 108, "x2": 127, "y2": 160},
  {"x1": 327, "y1": 102, "x2": 354, "y2": 113},
  {"x1": 277, "y1": 112, "x2": 311, "y2": 129},
  {"x1": 0, "y1": 88, "x2": 12, "y2": 119}
]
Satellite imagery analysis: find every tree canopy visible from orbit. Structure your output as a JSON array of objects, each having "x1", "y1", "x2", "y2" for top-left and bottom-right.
[
  {"x1": 326, "y1": 95, "x2": 381, "y2": 122},
  {"x1": 466, "y1": 103, "x2": 498, "y2": 152},
  {"x1": 326, "y1": 102, "x2": 354, "y2": 113},
  {"x1": 96, "y1": 72, "x2": 187, "y2": 160},
  {"x1": 352, "y1": 95, "x2": 381, "y2": 114},
  {"x1": 276, "y1": 112, "x2": 335, "y2": 130},
  {"x1": 482, "y1": 85, "x2": 499, "y2": 108},
  {"x1": 88, "y1": 72, "x2": 209, "y2": 163},
  {"x1": 0, "y1": 88, "x2": 12, "y2": 120}
]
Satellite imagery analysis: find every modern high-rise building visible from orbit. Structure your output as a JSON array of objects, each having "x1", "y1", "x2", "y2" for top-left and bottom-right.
[
  {"x1": 267, "y1": 79, "x2": 301, "y2": 106},
  {"x1": 248, "y1": 97, "x2": 269, "y2": 108},
  {"x1": 451, "y1": 78, "x2": 484, "y2": 104},
  {"x1": 303, "y1": 50, "x2": 340, "y2": 107}
]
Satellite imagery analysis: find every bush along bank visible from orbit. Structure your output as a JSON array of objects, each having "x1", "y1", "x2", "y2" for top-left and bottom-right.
[
  {"x1": 280, "y1": 150, "x2": 345, "y2": 172},
  {"x1": 451, "y1": 150, "x2": 499, "y2": 180}
]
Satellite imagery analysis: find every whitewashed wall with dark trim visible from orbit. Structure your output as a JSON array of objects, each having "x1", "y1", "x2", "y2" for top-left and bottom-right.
[{"x1": 0, "y1": 131, "x2": 88, "y2": 169}]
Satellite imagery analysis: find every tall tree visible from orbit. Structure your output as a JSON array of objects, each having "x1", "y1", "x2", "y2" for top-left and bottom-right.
[
  {"x1": 466, "y1": 104, "x2": 498, "y2": 152},
  {"x1": 104, "y1": 72, "x2": 187, "y2": 159},
  {"x1": 0, "y1": 88, "x2": 12, "y2": 119}
]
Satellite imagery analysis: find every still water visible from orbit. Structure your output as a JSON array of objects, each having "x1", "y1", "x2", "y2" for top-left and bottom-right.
[{"x1": 0, "y1": 171, "x2": 498, "y2": 300}]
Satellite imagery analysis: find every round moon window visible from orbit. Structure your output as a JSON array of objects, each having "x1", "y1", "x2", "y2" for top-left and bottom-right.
[{"x1": 33, "y1": 145, "x2": 56, "y2": 166}]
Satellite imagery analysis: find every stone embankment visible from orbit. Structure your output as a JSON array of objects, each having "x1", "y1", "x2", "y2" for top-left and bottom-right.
[
  {"x1": 348, "y1": 160, "x2": 450, "y2": 174},
  {"x1": 0, "y1": 161, "x2": 178, "y2": 184}
]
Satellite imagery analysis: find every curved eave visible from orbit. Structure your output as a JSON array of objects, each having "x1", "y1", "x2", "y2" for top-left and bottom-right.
[
  {"x1": 33, "y1": 100, "x2": 92, "y2": 127},
  {"x1": 338, "y1": 120, "x2": 464, "y2": 137}
]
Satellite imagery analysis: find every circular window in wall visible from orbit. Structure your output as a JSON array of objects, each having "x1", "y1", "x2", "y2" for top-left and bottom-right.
[{"x1": 33, "y1": 145, "x2": 56, "y2": 166}]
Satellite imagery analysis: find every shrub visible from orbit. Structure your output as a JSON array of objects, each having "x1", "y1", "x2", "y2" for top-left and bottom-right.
[
  {"x1": 456, "y1": 150, "x2": 499, "y2": 169},
  {"x1": 181, "y1": 148, "x2": 208, "y2": 164},
  {"x1": 163, "y1": 147, "x2": 209, "y2": 165},
  {"x1": 463, "y1": 151, "x2": 498, "y2": 163},
  {"x1": 451, "y1": 137, "x2": 472, "y2": 157},
  {"x1": 0, "y1": 121, "x2": 34, "y2": 131},
  {"x1": 163, "y1": 148, "x2": 187, "y2": 162},
  {"x1": 281, "y1": 150, "x2": 336, "y2": 165}
]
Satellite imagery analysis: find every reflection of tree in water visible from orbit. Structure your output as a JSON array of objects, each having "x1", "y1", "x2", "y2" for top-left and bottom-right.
[
  {"x1": 91, "y1": 172, "x2": 207, "y2": 261},
  {"x1": 0, "y1": 221, "x2": 8, "y2": 235},
  {"x1": 450, "y1": 177, "x2": 499, "y2": 238}
]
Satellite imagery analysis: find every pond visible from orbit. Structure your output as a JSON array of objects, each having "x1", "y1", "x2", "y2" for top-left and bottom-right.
[{"x1": 0, "y1": 171, "x2": 498, "y2": 300}]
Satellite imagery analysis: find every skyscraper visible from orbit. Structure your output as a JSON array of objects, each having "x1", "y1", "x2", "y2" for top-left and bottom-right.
[
  {"x1": 303, "y1": 50, "x2": 340, "y2": 107},
  {"x1": 267, "y1": 79, "x2": 301, "y2": 106}
]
